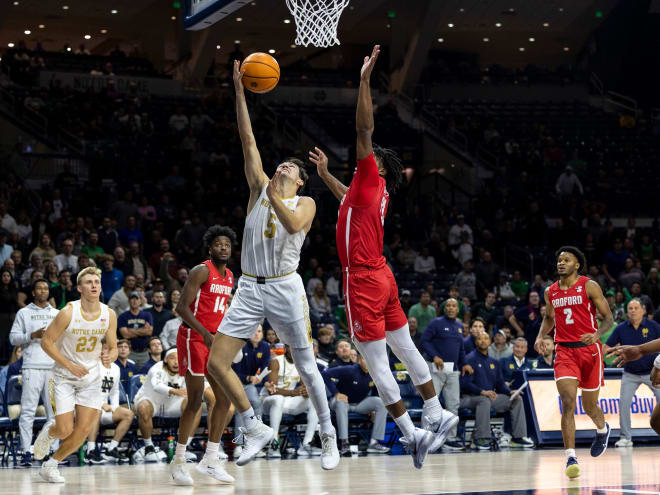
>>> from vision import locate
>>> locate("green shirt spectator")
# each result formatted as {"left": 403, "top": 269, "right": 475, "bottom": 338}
{"left": 408, "top": 291, "right": 436, "bottom": 333}
{"left": 334, "top": 304, "right": 349, "bottom": 340}
{"left": 510, "top": 270, "right": 529, "bottom": 299}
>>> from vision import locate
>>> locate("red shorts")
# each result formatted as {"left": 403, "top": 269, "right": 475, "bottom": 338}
{"left": 344, "top": 265, "right": 408, "bottom": 342}
{"left": 554, "top": 342, "right": 604, "bottom": 391}
{"left": 176, "top": 325, "right": 211, "bottom": 377}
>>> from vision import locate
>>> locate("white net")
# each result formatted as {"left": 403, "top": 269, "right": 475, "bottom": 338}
{"left": 285, "top": 0, "right": 351, "bottom": 48}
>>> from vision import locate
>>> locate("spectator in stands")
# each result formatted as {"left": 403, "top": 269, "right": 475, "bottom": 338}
{"left": 453, "top": 232, "right": 473, "bottom": 267}
{"left": 149, "top": 239, "right": 173, "bottom": 277}
{"left": 17, "top": 270, "right": 42, "bottom": 308}
{"left": 414, "top": 247, "right": 436, "bottom": 274}
{"left": 470, "top": 291, "right": 498, "bottom": 333}
{"left": 460, "top": 333, "right": 533, "bottom": 449}
{"left": 603, "top": 239, "right": 631, "bottom": 285}
{"left": 530, "top": 274, "right": 550, "bottom": 296}
{"left": 400, "top": 289, "right": 412, "bottom": 314}
{"left": 0, "top": 202, "right": 18, "bottom": 243}
{"left": 408, "top": 290, "right": 436, "bottom": 334}
{"left": 440, "top": 286, "right": 470, "bottom": 324}
{"left": 118, "top": 216, "right": 144, "bottom": 247}
{"left": 396, "top": 240, "right": 417, "bottom": 267}
{"left": 110, "top": 45, "right": 126, "bottom": 58}
{"left": 455, "top": 260, "right": 477, "bottom": 301}
{"left": 509, "top": 291, "right": 542, "bottom": 357}
{"left": 535, "top": 335, "right": 555, "bottom": 369}
{"left": 160, "top": 253, "right": 188, "bottom": 293}
{"left": 464, "top": 317, "right": 487, "bottom": 354}
{"left": 125, "top": 241, "right": 149, "bottom": 282}
{"left": 421, "top": 298, "right": 472, "bottom": 450}
{"left": 603, "top": 298, "right": 660, "bottom": 447}
{"left": 619, "top": 258, "right": 644, "bottom": 290}
{"left": 145, "top": 290, "right": 172, "bottom": 338}
{"left": 626, "top": 282, "right": 654, "bottom": 316}
{"left": 510, "top": 270, "right": 529, "bottom": 300}
{"left": 117, "top": 291, "right": 153, "bottom": 368}
{"left": 264, "top": 327, "right": 280, "bottom": 349}
{"left": 113, "top": 247, "right": 130, "bottom": 277}
{"left": 555, "top": 165, "right": 584, "bottom": 200}
{"left": 101, "top": 254, "right": 123, "bottom": 302}
{"left": 589, "top": 265, "right": 608, "bottom": 291}
{"left": 488, "top": 329, "right": 513, "bottom": 360}
{"left": 448, "top": 214, "right": 473, "bottom": 249}
{"left": 306, "top": 266, "right": 325, "bottom": 297}
{"left": 323, "top": 353, "right": 390, "bottom": 455}
{"left": 310, "top": 283, "right": 332, "bottom": 321}
{"left": 0, "top": 230, "right": 13, "bottom": 266}
{"left": 114, "top": 339, "right": 138, "bottom": 392}
{"left": 109, "top": 192, "right": 139, "bottom": 231}
{"left": 317, "top": 325, "right": 336, "bottom": 362}
{"left": 48, "top": 269, "right": 78, "bottom": 309}
{"left": 500, "top": 338, "right": 534, "bottom": 386}
{"left": 30, "top": 233, "right": 56, "bottom": 263}
{"left": 98, "top": 217, "right": 119, "bottom": 254}
{"left": 108, "top": 274, "right": 136, "bottom": 315}
{"left": 140, "top": 336, "right": 163, "bottom": 374}
{"left": 326, "top": 265, "right": 342, "bottom": 302}
{"left": 496, "top": 272, "right": 516, "bottom": 301}
{"left": 328, "top": 340, "right": 353, "bottom": 368}
{"left": 475, "top": 252, "right": 500, "bottom": 295}
{"left": 169, "top": 106, "right": 189, "bottom": 133}
{"left": 11, "top": 250, "right": 25, "bottom": 282}
{"left": 43, "top": 261, "right": 59, "bottom": 287}
{"left": 8, "top": 278, "right": 57, "bottom": 466}
{"left": 81, "top": 231, "right": 105, "bottom": 259}
{"left": 53, "top": 238, "right": 78, "bottom": 273}
{"left": 190, "top": 107, "right": 214, "bottom": 135}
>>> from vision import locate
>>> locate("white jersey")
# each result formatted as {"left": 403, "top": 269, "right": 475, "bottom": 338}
{"left": 9, "top": 303, "right": 58, "bottom": 369}
{"left": 261, "top": 354, "right": 300, "bottom": 396}
{"left": 53, "top": 300, "right": 110, "bottom": 382}
{"left": 242, "top": 185, "right": 306, "bottom": 277}
{"left": 137, "top": 361, "right": 185, "bottom": 399}
{"left": 99, "top": 362, "right": 121, "bottom": 410}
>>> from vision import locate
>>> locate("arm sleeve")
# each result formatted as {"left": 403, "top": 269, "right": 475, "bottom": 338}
{"left": 605, "top": 326, "right": 620, "bottom": 347}
{"left": 151, "top": 369, "right": 171, "bottom": 396}
{"left": 349, "top": 153, "right": 381, "bottom": 208}
{"left": 321, "top": 368, "right": 341, "bottom": 396}
{"left": 9, "top": 312, "right": 29, "bottom": 346}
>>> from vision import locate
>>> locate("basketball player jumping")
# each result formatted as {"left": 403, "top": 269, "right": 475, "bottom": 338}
{"left": 33, "top": 267, "right": 118, "bottom": 483}
{"left": 535, "top": 247, "right": 614, "bottom": 479}
{"left": 169, "top": 225, "right": 237, "bottom": 485}
{"left": 205, "top": 60, "right": 340, "bottom": 470}
{"left": 310, "top": 45, "right": 458, "bottom": 469}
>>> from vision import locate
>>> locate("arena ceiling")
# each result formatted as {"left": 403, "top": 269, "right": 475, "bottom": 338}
{"left": 0, "top": 0, "right": 620, "bottom": 68}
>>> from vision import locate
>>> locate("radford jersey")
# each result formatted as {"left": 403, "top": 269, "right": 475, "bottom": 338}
{"left": 186, "top": 260, "right": 233, "bottom": 333}
{"left": 53, "top": 300, "right": 110, "bottom": 381}
{"left": 336, "top": 153, "right": 388, "bottom": 269}
{"left": 242, "top": 186, "right": 305, "bottom": 277}
{"left": 548, "top": 275, "right": 598, "bottom": 342}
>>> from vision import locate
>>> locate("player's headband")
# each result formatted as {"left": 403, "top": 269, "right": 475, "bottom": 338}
{"left": 165, "top": 348, "right": 177, "bottom": 359}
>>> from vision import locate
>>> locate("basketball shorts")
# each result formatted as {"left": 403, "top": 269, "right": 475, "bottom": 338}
{"left": 49, "top": 369, "right": 103, "bottom": 415}
{"left": 177, "top": 326, "right": 212, "bottom": 377}
{"left": 344, "top": 265, "right": 408, "bottom": 342}
{"left": 218, "top": 272, "right": 312, "bottom": 349}
{"left": 134, "top": 389, "right": 184, "bottom": 418}
{"left": 100, "top": 410, "right": 115, "bottom": 425}
{"left": 554, "top": 342, "right": 605, "bottom": 391}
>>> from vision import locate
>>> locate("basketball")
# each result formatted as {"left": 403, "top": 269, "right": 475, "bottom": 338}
{"left": 241, "top": 52, "right": 280, "bottom": 94}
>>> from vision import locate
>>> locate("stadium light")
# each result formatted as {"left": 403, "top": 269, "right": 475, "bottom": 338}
{"left": 483, "top": 38, "right": 489, "bottom": 42}
{"left": 543, "top": 22, "right": 549, "bottom": 27}
{"left": 84, "top": 34, "right": 91, "bottom": 40}
{"left": 437, "top": 38, "right": 444, "bottom": 42}
{"left": 216, "top": 45, "right": 221, "bottom": 49}
{"left": 236, "top": 17, "right": 242, "bottom": 21}
{"left": 39, "top": 24, "right": 45, "bottom": 29}
{"left": 100, "top": 29, "right": 107, "bottom": 34}
{"left": 495, "top": 22, "right": 502, "bottom": 27}
{"left": 519, "top": 47, "right": 525, "bottom": 51}
{"left": 268, "top": 49, "right": 276, "bottom": 54}
{"left": 24, "top": 30, "right": 31, "bottom": 35}
{"left": 62, "top": 5, "right": 69, "bottom": 9}
{"left": 448, "top": 23, "right": 454, "bottom": 27}
{"left": 111, "top": 9, "right": 118, "bottom": 14}
{"left": 529, "top": 37, "right": 535, "bottom": 42}
{"left": 283, "top": 19, "right": 291, "bottom": 23}
{"left": 8, "top": 43, "right": 15, "bottom": 48}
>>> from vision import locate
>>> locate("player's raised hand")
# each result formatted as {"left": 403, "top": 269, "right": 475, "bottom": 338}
{"left": 309, "top": 147, "right": 328, "bottom": 176}
{"left": 360, "top": 44, "right": 380, "bottom": 82}
{"left": 233, "top": 60, "right": 246, "bottom": 92}
{"left": 266, "top": 171, "right": 281, "bottom": 200}
{"left": 67, "top": 362, "right": 89, "bottom": 378}
{"left": 606, "top": 344, "right": 643, "bottom": 367}
{"left": 579, "top": 333, "right": 599, "bottom": 346}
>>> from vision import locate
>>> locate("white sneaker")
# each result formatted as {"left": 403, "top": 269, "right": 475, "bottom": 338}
{"left": 233, "top": 446, "right": 242, "bottom": 458}
{"left": 423, "top": 410, "right": 459, "bottom": 453}
{"left": 320, "top": 431, "right": 340, "bottom": 470}
{"left": 169, "top": 457, "right": 193, "bottom": 485}
{"left": 196, "top": 456, "right": 234, "bottom": 484}
{"left": 400, "top": 428, "right": 434, "bottom": 470}
{"left": 39, "top": 459, "right": 65, "bottom": 483}
{"left": 234, "top": 422, "right": 275, "bottom": 466}
{"left": 297, "top": 443, "right": 322, "bottom": 456}
{"left": 34, "top": 420, "right": 55, "bottom": 461}
{"left": 184, "top": 451, "right": 197, "bottom": 462}
{"left": 218, "top": 445, "right": 228, "bottom": 460}
{"left": 615, "top": 438, "right": 634, "bottom": 447}
{"left": 267, "top": 439, "right": 281, "bottom": 458}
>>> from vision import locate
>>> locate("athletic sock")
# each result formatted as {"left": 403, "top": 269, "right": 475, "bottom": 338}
{"left": 174, "top": 442, "right": 186, "bottom": 460}
{"left": 240, "top": 407, "right": 258, "bottom": 430}
{"left": 422, "top": 396, "right": 443, "bottom": 423}
{"left": 565, "top": 448, "right": 576, "bottom": 459}
{"left": 143, "top": 437, "right": 153, "bottom": 447}
{"left": 87, "top": 441, "right": 95, "bottom": 452}
{"left": 205, "top": 441, "right": 219, "bottom": 459}
{"left": 108, "top": 440, "right": 119, "bottom": 451}
{"left": 596, "top": 425, "right": 607, "bottom": 434}
{"left": 394, "top": 412, "right": 416, "bottom": 441}
{"left": 186, "top": 437, "right": 192, "bottom": 446}
{"left": 318, "top": 410, "right": 335, "bottom": 436}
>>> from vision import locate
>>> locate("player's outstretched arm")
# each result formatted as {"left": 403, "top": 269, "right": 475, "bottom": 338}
{"left": 581, "top": 280, "right": 613, "bottom": 345}
{"left": 356, "top": 45, "right": 379, "bottom": 160}
{"left": 309, "top": 147, "right": 347, "bottom": 201}
{"left": 41, "top": 304, "right": 88, "bottom": 378}
{"left": 233, "top": 60, "right": 268, "bottom": 192}
{"left": 176, "top": 264, "right": 215, "bottom": 349}
{"left": 534, "top": 288, "right": 556, "bottom": 355}
{"left": 266, "top": 173, "right": 316, "bottom": 235}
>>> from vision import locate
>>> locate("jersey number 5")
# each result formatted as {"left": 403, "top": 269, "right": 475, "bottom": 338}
{"left": 76, "top": 336, "right": 98, "bottom": 352}
{"left": 264, "top": 212, "right": 277, "bottom": 238}
{"left": 563, "top": 308, "right": 574, "bottom": 325}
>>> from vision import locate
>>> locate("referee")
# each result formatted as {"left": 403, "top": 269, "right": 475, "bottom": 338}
{"left": 604, "top": 298, "right": 660, "bottom": 447}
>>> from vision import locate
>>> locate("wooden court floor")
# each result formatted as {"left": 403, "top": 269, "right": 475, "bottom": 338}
{"left": 6, "top": 448, "right": 660, "bottom": 495}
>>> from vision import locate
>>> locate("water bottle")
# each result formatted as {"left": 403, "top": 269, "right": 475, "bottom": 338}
{"left": 78, "top": 445, "right": 85, "bottom": 466}
{"left": 167, "top": 436, "right": 175, "bottom": 462}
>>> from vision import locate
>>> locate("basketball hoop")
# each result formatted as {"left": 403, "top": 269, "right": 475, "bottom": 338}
{"left": 285, "top": 0, "right": 350, "bottom": 48}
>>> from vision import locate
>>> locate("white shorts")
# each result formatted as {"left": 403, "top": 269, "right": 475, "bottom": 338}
{"left": 100, "top": 410, "right": 115, "bottom": 425}
{"left": 49, "top": 372, "right": 103, "bottom": 415}
{"left": 218, "top": 272, "right": 312, "bottom": 348}
{"left": 135, "top": 390, "right": 184, "bottom": 418}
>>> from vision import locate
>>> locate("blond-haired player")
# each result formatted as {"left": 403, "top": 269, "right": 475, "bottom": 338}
{"left": 33, "top": 267, "right": 118, "bottom": 483}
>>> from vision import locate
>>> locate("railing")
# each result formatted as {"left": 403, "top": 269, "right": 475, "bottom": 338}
{"left": 590, "top": 72, "right": 604, "bottom": 95}
{"left": 476, "top": 144, "right": 499, "bottom": 169}
{"left": 605, "top": 90, "right": 638, "bottom": 116}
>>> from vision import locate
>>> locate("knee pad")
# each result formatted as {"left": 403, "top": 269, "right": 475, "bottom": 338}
{"left": 385, "top": 326, "right": 431, "bottom": 387}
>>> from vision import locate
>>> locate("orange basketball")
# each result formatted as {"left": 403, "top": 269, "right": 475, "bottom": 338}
{"left": 241, "top": 52, "right": 280, "bottom": 94}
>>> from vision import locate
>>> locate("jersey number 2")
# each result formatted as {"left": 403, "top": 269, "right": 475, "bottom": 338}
{"left": 563, "top": 308, "right": 574, "bottom": 325}
{"left": 76, "top": 336, "right": 98, "bottom": 352}
{"left": 213, "top": 296, "right": 226, "bottom": 314}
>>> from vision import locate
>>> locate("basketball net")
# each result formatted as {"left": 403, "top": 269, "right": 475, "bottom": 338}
{"left": 285, "top": 0, "right": 350, "bottom": 48}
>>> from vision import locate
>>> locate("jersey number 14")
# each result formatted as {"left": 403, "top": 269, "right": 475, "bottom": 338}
{"left": 213, "top": 296, "right": 227, "bottom": 314}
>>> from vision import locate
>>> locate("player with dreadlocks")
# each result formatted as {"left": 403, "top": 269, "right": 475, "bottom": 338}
{"left": 169, "top": 225, "right": 237, "bottom": 485}
{"left": 535, "top": 246, "right": 614, "bottom": 479}
{"left": 310, "top": 45, "right": 458, "bottom": 470}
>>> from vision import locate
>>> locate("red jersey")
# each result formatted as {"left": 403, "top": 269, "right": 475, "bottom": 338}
{"left": 187, "top": 260, "right": 233, "bottom": 334}
{"left": 336, "top": 153, "right": 388, "bottom": 269}
{"left": 548, "top": 275, "right": 598, "bottom": 342}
